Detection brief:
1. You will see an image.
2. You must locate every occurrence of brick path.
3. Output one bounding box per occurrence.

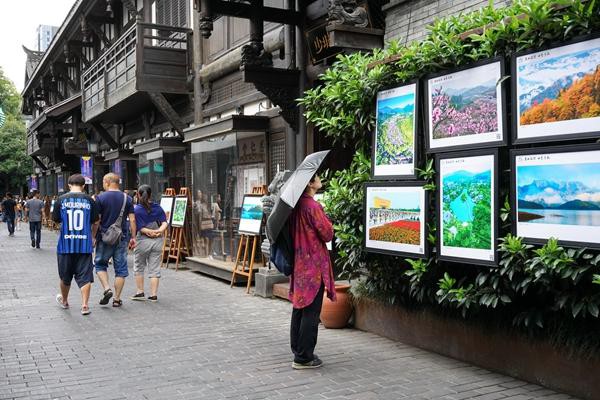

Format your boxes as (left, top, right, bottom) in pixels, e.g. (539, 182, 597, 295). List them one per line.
(0, 228, 579, 400)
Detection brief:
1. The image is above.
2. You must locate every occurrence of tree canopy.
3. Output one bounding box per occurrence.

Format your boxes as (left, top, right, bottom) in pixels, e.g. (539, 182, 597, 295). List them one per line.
(0, 67, 29, 193)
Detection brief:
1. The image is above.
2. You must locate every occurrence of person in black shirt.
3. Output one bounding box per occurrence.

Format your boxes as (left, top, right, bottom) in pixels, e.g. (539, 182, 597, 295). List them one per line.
(1, 193, 17, 236)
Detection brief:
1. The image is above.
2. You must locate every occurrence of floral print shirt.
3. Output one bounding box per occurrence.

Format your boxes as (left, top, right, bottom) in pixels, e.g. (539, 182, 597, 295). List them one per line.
(289, 193, 337, 309)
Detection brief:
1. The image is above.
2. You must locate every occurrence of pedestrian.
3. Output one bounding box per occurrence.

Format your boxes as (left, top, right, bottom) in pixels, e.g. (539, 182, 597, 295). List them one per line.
(15, 197, 23, 231)
(94, 173, 136, 308)
(130, 185, 168, 302)
(25, 190, 44, 248)
(52, 174, 100, 315)
(289, 173, 336, 370)
(1, 193, 17, 236)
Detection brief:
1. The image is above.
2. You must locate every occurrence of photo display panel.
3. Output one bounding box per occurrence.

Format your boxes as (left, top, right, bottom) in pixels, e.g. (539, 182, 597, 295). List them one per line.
(513, 146, 600, 248)
(160, 196, 174, 225)
(513, 36, 600, 143)
(238, 194, 264, 235)
(364, 183, 428, 258)
(437, 152, 497, 265)
(426, 59, 506, 152)
(373, 82, 419, 179)
(171, 197, 188, 227)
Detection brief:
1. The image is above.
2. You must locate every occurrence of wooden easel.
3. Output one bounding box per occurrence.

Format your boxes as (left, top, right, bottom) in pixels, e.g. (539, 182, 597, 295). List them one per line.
(230, 234, 261, 294)
(160, 188, 176, 268)
(165, 187, 192, 271)
(230, 185, 267, 293)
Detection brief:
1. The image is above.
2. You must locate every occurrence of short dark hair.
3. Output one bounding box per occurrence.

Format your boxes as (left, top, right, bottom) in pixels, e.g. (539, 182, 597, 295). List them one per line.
(32, 190, 39, 196)
(6, 192, 13, 198)
(68, 174, 86, 186)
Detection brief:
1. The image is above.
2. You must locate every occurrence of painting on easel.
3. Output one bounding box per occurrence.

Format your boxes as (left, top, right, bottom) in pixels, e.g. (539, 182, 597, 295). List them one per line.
(238, 194, 264, 235)
(160, 196, 175, 224)
(171, 197, 188, 227)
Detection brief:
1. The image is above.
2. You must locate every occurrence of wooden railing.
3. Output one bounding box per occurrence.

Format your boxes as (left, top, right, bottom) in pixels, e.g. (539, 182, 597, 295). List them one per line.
(81, 21, 192, 122)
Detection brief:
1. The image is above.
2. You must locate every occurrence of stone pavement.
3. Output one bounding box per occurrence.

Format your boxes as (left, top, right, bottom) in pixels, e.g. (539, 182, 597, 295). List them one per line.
(0, 228, 579, 400)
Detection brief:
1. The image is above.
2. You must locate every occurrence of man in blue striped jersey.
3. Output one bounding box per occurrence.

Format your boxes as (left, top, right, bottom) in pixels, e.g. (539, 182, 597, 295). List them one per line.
(52, 174, 100, 315)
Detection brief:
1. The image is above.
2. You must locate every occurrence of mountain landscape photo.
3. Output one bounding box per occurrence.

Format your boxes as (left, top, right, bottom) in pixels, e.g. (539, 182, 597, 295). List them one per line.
(431, 77, 499, 140)
(516, 162, 600, 226)
(518, 45, 600, 126)
(376, 92, 415, 168)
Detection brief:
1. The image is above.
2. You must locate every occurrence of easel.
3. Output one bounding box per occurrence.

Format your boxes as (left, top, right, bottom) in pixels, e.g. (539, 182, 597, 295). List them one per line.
(230, 234, 261, 294)
(230, 185, 267, 294)
(165, 187, 192, 271)
(160, 188, 176, 268)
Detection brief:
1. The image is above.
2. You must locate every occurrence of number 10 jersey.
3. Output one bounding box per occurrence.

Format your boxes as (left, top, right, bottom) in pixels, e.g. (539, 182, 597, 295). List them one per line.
(53, 192, 99, 254)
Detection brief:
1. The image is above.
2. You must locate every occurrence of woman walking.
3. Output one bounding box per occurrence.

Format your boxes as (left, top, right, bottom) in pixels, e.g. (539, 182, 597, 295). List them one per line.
(289, 174, 336, 369)
(130, 185, 168, 302)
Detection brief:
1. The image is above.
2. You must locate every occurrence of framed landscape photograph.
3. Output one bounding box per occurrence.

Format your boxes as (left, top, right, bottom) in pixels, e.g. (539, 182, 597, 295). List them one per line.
(171, 196, 188, 227)
(364, 182, 428, 258)
(160, 196, 175, 224)
(372, 82, 419, 179)
(425, 58, 507, 152)
(513, 35, 600, 144)
(238, 194, 264, 235)
(436, 150, 498, 266)
(512, 145, 600, 248)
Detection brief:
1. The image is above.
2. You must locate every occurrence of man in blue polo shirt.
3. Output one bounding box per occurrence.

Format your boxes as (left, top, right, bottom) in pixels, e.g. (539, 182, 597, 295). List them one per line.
(52, 174, 99, 315)
(95, 173, 136, 308)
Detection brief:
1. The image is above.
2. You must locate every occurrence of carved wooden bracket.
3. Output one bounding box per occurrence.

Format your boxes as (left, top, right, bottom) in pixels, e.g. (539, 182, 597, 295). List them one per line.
(147, 92, 187, 135)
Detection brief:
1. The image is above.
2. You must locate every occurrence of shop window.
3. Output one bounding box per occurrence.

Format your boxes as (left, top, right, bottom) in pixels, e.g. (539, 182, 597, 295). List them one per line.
(191, 132, 267, 265)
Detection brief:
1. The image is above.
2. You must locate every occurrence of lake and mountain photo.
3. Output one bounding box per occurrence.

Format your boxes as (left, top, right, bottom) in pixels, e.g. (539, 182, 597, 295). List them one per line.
(516, 162, 600, 227)
(517, 40, 600, 127)
(441, 163, 493, 250)
(375, 85, 416, 174)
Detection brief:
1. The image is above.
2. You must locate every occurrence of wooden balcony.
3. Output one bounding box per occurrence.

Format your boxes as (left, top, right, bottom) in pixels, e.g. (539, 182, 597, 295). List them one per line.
(82, 22, 192, 123)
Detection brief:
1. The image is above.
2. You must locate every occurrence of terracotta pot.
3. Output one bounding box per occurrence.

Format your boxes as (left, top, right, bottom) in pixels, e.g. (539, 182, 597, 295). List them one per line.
(321, 284, 353, 329)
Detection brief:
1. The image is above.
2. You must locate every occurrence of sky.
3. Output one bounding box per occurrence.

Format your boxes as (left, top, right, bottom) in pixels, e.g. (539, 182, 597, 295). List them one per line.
(377, 93, 414, 111)
(0, 0, 75, 92)
(369, 190, 420, 210)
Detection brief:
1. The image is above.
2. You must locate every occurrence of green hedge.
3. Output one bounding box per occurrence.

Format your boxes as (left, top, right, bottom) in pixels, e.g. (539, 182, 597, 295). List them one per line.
(299, 0, 600, 355)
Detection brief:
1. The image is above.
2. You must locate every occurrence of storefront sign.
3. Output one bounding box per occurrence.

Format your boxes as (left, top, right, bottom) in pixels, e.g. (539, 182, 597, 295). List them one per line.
(80, 156, 93, 185)
(237, 135, 265, 164)
(305, 22, 342, 65)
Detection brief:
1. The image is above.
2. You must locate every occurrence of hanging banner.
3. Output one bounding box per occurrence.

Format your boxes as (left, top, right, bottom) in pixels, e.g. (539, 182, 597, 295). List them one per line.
(111, 160, 123, 184)
(31, 175, 38, 191)
(80, 156, 93, 185)
(57, 174, 65, 193)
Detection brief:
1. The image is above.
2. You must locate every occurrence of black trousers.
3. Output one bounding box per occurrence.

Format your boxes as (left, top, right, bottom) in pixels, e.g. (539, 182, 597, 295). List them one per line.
(290, 283, 324, 364)
(29, 222, 41, 245)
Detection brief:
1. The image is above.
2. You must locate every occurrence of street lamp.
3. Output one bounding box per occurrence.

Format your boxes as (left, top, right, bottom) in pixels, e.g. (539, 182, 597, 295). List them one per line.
(87, 134, 98, 154)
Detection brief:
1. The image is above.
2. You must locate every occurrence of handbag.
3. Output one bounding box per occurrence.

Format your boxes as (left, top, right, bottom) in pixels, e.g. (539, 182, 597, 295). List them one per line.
(101, 193, 127, 245)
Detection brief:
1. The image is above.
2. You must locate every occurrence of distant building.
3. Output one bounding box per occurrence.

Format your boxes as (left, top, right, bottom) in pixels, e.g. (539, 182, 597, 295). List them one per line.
(35, 25, 59, 52)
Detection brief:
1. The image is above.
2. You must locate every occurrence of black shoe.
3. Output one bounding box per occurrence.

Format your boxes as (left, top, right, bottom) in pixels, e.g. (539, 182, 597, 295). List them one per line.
(99, 289, 113, 305)
(147, 296, 158, 302)
(292, 357, 323, 370)
(130, 292, 146, 301)
(31, 240, 35, 248)
(36, 243, 40, 249)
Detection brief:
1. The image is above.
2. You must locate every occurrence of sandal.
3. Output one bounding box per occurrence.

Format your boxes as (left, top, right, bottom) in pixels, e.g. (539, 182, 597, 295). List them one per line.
(81, 305, 91, 315)
(99, 289, 113, 305)
(55, 294, 69, 309)
(112, 299, 123, 308)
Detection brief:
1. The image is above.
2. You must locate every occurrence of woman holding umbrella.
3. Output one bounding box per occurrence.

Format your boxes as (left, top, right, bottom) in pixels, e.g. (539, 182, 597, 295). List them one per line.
(288, 173, 336, 369)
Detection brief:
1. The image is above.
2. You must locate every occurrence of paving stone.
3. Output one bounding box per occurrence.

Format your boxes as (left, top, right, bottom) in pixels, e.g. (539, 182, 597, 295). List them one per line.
(0, 230, 581, 400)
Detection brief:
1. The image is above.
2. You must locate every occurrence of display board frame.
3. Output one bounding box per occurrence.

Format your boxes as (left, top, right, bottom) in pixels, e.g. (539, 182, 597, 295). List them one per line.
(160, 196, 175, 225)
(363, 181, 430, 259)
(436, 149, 499, 266)
(511, 143, 600, 249)
(511, 33, 600, 145)
(238, 194, 264, 236)
(371, 80, 421, 180)
(170, 196, 188, 228)
(424, 56, 508, 153)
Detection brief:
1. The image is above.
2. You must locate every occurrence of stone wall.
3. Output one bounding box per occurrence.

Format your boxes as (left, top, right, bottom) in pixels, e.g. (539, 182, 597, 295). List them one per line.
(384, 0, 513, 45)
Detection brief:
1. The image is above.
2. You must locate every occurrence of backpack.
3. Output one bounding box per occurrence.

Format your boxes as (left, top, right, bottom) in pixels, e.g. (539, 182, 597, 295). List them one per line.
(102, 193, 127, 245)
(269, 221, 294, 276)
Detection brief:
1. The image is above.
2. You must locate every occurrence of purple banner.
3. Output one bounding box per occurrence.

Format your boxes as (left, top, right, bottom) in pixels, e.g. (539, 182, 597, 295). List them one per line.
(80, 156, 93, 185)
(57, 174, 65, 193)
(30, 176, 38, 191)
